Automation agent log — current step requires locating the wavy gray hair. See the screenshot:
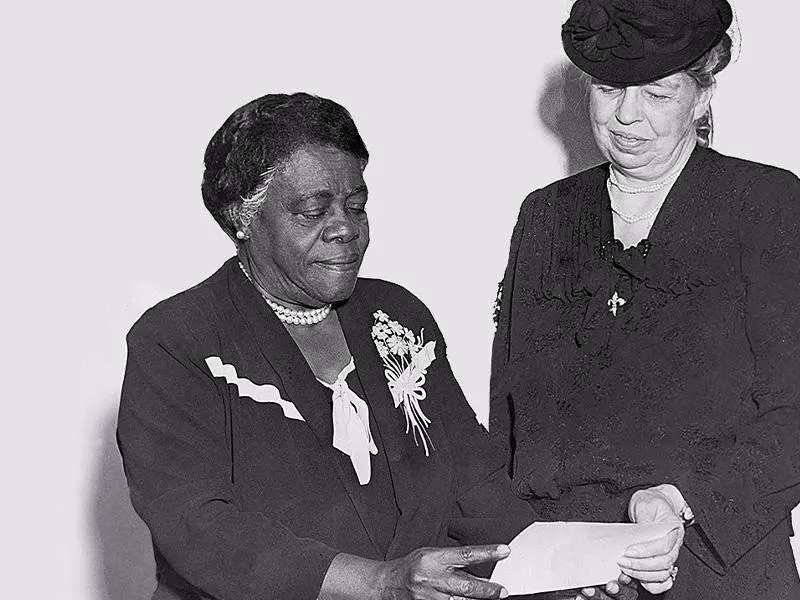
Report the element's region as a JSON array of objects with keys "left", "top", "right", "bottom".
[{"left": 684, "top": 33, "right": 733, "bottom": 147}]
